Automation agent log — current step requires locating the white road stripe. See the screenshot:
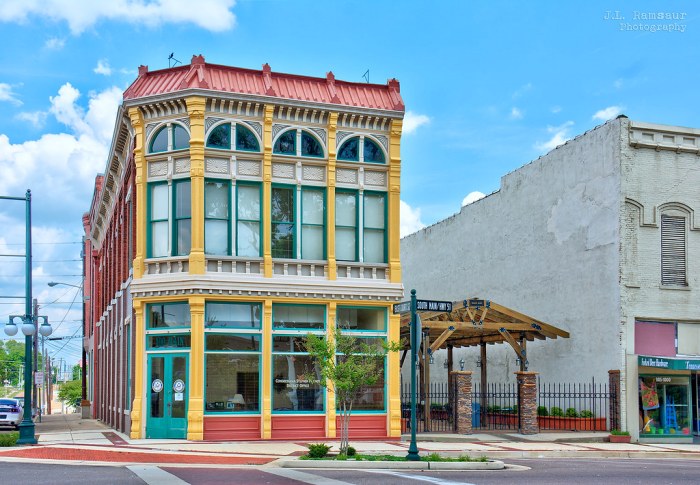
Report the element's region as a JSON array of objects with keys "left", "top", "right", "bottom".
[
  {"left": 369, "top": 469, "right": 475, "bottom": 485},
  {"left": 263, "top": 467, "right": 354, "bottom": 484},
  {"left": 126, "top": 465, "right": 190, "bottom": 485}
]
